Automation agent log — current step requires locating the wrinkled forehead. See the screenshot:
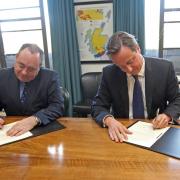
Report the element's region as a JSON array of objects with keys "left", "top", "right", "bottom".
[
  {"left": 17, "top": 48, "right": 40, "bottom": 58},
  {"left": 111, "top": 46, "right": 135, "bottom": 60},
  {"left": 16, "top": 48, "right": 41, "bottom": 67}
]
